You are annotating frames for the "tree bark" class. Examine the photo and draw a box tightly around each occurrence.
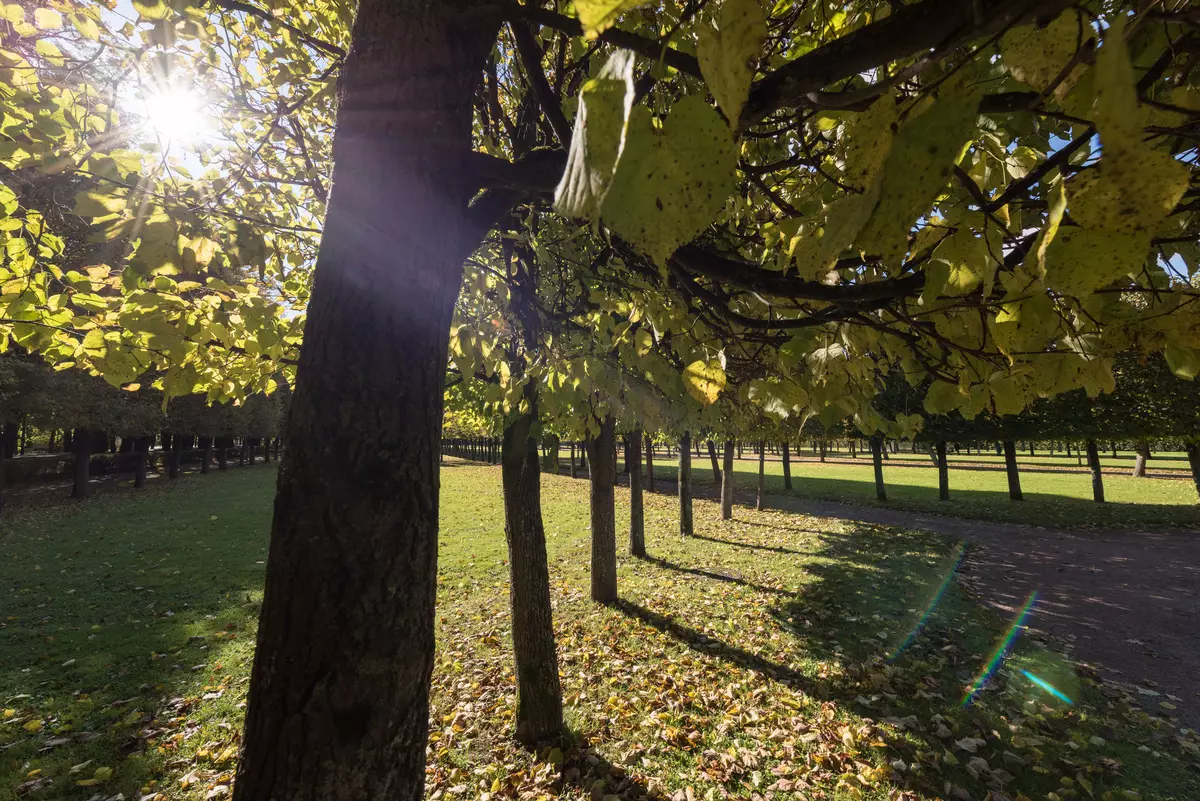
[755,440,765,511]
[870,436,886,501]
[1132,441,1150,478]
[936,439,949,501]
[720,439,735,520]
[569,441,577,478]
[500,407,564,744]
[1186,443,1200,503]
[72,427,90,499]
[135,436,151,489]
[782,442,792,490]
[1003,440,1023,501]
[629,428,645,558]
[679,431,693,537]
[585,415,617,603]
[168,435,182,480]
[819,439,826,462]
[1086,439,1105,503]
[644,433,655,492]
[233,4,501,800]
[707,439,721,484]
[201,436,213,474]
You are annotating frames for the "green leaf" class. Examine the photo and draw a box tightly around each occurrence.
[73,191,125,217]
[1000,10,1083,93]
[696,0,767,126]
[574,0,649,38]
[1164,342,1200,380]
[601,96,736,266]
[1093,16,1141,153]
[858,75,984,260]
[922,380,962,415]
[554,50,635,219]
[1043,228,1149,296]
[1068,147,1189,234]
[683,359,726,405]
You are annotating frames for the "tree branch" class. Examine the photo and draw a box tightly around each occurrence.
[207,0,346,59]
[510,22,573,148]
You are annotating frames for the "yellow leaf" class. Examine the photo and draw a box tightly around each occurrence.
[22,718,44,732]
[574,0,649,38]
[32,7,61,29]
[682,359,726,405]
[696,0,767,126]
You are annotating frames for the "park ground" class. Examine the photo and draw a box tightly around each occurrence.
[2,464,1199,801]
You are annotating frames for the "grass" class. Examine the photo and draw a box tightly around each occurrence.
[2,464,1198,800]
[631,449,1200,530]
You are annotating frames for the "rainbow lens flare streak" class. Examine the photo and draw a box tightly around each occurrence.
[961,590,1039,707]
[888,543,966,662]
[1021,670,1073,704]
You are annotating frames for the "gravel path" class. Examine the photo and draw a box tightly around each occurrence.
[757,493,1200,729]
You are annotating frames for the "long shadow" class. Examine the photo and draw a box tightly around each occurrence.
[556,740,655,800]
[689,532,811,556]
[639,554,792,596]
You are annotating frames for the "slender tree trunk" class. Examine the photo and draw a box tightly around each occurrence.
[707,439,721,484]
[1003,440,1023,500]
[1186,443,1200,503]
[500,407,564,744]
[819,439,826,462]
[870,436,886,501]
[1029,442,1035,457]
[0,440,6,514]
[135,436,150,489]
[585,415,617,603]
[782,442,792,490]
[218,442,228,470]
[168,435,182,479]
[1086,439,1105,503]
[578,440,588,476]
[720,439,735,520]
[629,428,645,558]
[570,441,577,478]
[755,440,765,510]
[679,431,693,537]
[72,428,90,499]
[644,433,655,493]
[1132,441,1150,478]
[200,436,213,474]
[233,5,500,800]
[935,440,949,500]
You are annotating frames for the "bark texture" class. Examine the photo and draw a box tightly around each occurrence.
[707,439,721,484]
[586,415,618,603]
[1086,439,1105,503]
[720,439,734,520]
[500,408,564,744]
[936,440,949,501]
[755,440,765,511]
[72,428,90,499]
[1003,440,1023,501]
[781,442,792,490]
[233,4,501,800]
[679,431,693,537]
[870,436,886,501]
[644,433,655,492]
[629,428,645,558]
[1132,442,1150,478]
[1187,443,1200,502]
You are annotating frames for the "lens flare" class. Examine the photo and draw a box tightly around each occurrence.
[961,590,1038,707]
[889,542,966,661]
[1021,670,1073,704]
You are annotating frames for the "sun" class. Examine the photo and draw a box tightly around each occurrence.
[137,84,214,146]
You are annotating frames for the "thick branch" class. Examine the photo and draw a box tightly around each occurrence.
[510,23,573,148]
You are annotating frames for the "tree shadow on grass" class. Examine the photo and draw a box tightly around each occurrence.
[687,532,812,557]
[638,554,793,596]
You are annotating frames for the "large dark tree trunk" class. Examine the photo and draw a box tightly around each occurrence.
[720,439,735,520]
[781,442,792,490]
[936,440,949,501]
[0,439,6,514]
[629,428,645,557]
[72,427,90,499]
[586,415,617,603]
[1,421,17,460]
[644,432,655,492]
[1003,440,1023,500]
[1132,441,1150,478]
[870,436,886,501]
[755,440,765,511]
[1186,443,1200,503]
[707,439,721,484]
[233,4,501,800]
[1086,439,1105,503]
[679,431,693,537]
[500,407,564,744]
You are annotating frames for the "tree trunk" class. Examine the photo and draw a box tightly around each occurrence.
[621,434,630,475]
[1186,443,1200,503]
[168,435,182,480]
[679,431,693,537]
[500,407,564,744]
[72,427,90,499]
[233,4,500,800]
[1132,441,1150,478]
[782,442,792,490]
[720,439,735,520]
[135,436,151,489]
[819,439,826,463]
[569,441,577,478]
[707,439,721,484]
[629,428,645,558]
[870,436,886,501]
[936,440,949,500]
[1029,442,1034,457]
[578,441,588,476]
[0,440,6,514]
[644,433,655,492]
[1086,439,1105,503]
[1003,440,1023,500]
[218,443,228,470]
[200,436,213,474]
[755,440,765,511]
[585,415,617,603]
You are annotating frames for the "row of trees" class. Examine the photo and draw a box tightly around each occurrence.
[1,0,1197,797]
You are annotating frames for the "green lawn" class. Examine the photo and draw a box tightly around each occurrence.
[632,449,1200,530]
[3,466,1198,800]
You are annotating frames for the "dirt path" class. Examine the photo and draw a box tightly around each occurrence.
[755,493,1200,729]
